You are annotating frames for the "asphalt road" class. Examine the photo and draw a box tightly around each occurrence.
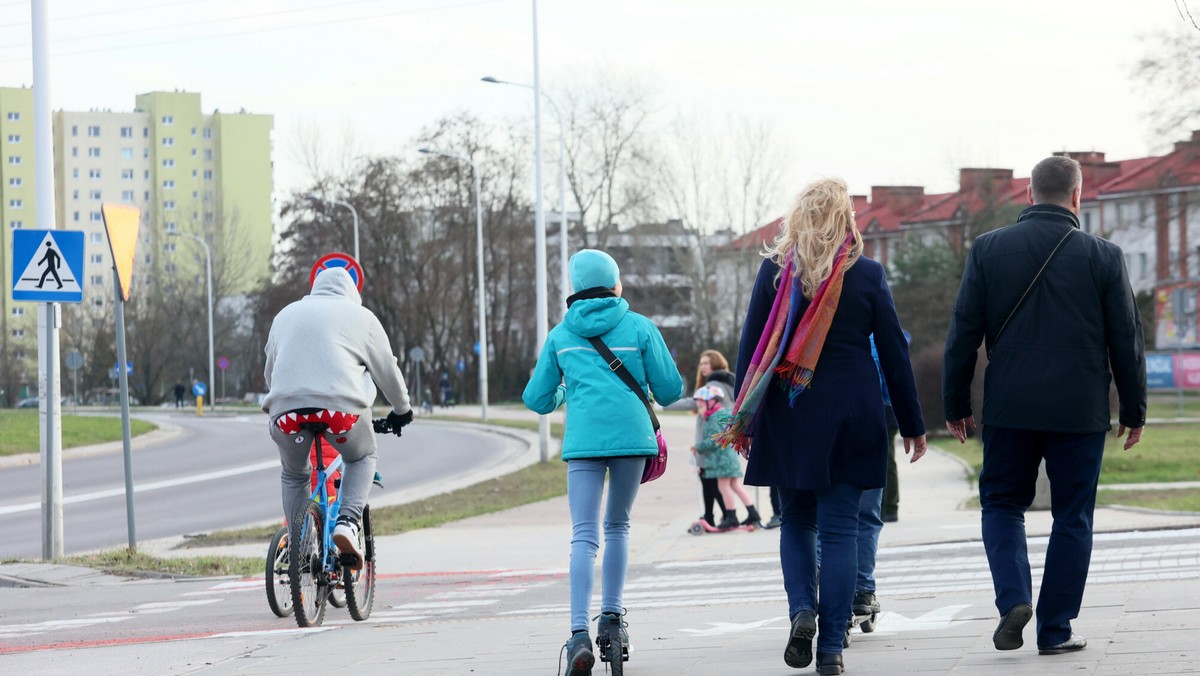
[0,412,510,559]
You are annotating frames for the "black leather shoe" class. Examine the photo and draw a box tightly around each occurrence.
[815,652,845,675]
[783,609,816,668]
[1039,634,1086,655]
[993,603,1033,650]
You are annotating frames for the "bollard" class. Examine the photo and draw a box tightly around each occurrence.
[195,396,204,417]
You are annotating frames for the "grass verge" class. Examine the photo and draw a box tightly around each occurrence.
[2,549,263,578]
[0,410,156,457]
[1096,488,1200,512]
[938,423,1200,485]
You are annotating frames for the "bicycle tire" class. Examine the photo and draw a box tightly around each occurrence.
[265,526,293,618]
[345,505,376,621]
[289,501,328,627]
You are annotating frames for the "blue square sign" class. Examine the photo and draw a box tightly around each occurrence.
[11,229,85,303]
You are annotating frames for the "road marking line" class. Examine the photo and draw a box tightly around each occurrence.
[0,460,280,515]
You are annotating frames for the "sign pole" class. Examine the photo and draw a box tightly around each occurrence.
[32,0,64,560]
[113,269,137,552]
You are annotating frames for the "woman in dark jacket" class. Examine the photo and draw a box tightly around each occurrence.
[727,178,927,674]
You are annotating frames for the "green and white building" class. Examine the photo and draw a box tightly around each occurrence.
[0,87,273,399]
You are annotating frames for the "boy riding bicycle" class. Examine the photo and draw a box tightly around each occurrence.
[263,267,412,568]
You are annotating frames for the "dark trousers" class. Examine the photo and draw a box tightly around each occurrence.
[700,476,729,524]
[979,425,1106,648]
[881,426,899,517]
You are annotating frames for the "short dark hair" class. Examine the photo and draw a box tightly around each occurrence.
[1030,156,1082,204]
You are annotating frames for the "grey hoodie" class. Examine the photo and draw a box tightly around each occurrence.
[262,268,411,417]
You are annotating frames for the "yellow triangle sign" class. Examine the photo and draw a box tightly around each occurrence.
[102,203,141,302]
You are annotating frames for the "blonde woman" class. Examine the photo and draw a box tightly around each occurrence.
[721,178,927,674]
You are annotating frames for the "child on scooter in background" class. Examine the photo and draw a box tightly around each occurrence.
[694,385,761,529]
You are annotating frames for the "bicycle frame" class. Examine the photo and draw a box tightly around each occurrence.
[310,433,345,590]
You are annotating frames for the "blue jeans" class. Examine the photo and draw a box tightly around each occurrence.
[979,426,1106,648]
[779,483,863,655]
[812,487,883,592]
[567,457,644,632]
[857,488,884,593]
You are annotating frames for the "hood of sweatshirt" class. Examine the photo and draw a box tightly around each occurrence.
[563,296,630,338]
[309,267,362,305]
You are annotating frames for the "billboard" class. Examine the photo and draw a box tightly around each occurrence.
[1145,352,1200,389]
[1155,283,1200,350]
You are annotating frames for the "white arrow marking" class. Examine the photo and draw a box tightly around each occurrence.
[868,604,972,635]
[680,618,785,636]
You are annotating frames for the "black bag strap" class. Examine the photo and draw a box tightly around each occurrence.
[989,226,1075,359]
[586,335,660,431]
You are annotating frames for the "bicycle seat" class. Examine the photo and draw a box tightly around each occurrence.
[298,421,330,433]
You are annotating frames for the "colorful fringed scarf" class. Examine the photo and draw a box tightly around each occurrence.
[715,234,854,455]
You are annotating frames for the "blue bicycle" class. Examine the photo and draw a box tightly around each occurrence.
[288,417,392,627]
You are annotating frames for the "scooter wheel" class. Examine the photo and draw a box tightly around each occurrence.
[688,523,704,535]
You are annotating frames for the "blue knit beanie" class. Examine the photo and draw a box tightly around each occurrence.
[569,249,620,293]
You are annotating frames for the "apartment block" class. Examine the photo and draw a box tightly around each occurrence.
[0,87,273,399]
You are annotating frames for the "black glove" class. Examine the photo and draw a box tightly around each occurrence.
[386,409,413,436]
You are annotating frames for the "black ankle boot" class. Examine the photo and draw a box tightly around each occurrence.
[716,513,740,530]
[741,505,762,527]
[816,651,844,674]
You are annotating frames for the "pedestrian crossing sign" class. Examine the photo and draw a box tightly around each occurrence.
[10,229,85,303]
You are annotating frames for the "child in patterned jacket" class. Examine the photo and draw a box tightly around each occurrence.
[694,385,761,529]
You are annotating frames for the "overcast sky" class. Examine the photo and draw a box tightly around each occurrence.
[0,0,1192,220]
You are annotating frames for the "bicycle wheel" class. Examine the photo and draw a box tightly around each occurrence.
[265,526,293,618]
[288,501,328,627]
[345,505,376,621]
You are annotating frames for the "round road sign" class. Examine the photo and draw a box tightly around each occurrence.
[217,356,231,371]
[309,252,364,292]
[65,350,84,371]
[409,346,425,363]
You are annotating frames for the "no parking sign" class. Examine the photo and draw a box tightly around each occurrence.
[309,252,364,292]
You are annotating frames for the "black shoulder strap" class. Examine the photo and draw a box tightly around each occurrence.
[989,226,1075,358]
[585,335,660,431]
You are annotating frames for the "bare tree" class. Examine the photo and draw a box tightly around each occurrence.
[1135,27,1200,140]
[561,73,661,246]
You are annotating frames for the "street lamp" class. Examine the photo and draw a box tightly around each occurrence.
[306,194,360,262]
[481,75,570,316]
[169,232,214,410]
[418,147,489,423]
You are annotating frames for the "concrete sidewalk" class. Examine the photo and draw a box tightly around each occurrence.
[270,408,1200,674]
[6,405,1199,674]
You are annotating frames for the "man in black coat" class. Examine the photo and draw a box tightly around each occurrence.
[943,156,1146,657]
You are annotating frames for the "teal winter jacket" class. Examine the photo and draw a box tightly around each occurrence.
[522,296,684,460]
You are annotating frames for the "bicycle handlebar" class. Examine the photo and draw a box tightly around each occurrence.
[372,417,394,435]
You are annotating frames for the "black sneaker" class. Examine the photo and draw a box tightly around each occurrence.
[763,515,783,529]
[852,590,879,616]
[596,610,629,663]
[559,631,594,676]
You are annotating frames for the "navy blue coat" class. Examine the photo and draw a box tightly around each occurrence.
[943,204,1146,432]
[735,256,925,491]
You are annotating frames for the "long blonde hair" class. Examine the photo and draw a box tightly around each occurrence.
[764,178,863,298]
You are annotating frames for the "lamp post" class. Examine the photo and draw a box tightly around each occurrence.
[418,148,489,423]
[170,233,214,410]
[481,76,569,316]
[307,194,360,262]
